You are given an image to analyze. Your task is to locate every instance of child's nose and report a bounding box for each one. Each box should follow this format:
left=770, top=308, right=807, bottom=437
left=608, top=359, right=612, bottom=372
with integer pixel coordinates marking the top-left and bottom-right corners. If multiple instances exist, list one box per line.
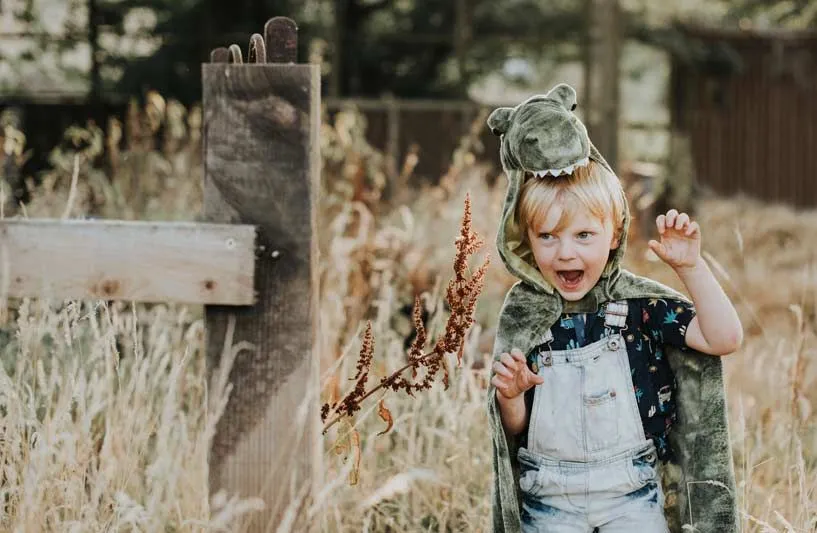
left=557, top=241, right=577, bottom=259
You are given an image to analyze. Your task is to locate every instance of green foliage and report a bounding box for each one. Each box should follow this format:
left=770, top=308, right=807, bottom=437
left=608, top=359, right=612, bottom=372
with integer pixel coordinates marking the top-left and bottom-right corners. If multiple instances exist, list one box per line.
left=8, top=0, right=817, bottom=102
left=95, top=0, right=589, bottom=101
left=99, top=0, right=817, bottom=102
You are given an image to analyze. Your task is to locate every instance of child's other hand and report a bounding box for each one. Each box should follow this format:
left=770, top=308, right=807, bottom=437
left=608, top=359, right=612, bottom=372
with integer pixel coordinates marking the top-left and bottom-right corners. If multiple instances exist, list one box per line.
left=491, top=348, right=545, bottom=399
left=648, top=209, right=702, bottom=271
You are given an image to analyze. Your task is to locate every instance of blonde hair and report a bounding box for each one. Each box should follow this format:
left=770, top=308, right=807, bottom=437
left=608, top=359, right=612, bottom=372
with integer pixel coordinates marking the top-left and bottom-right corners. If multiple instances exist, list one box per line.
left=518, top=160, right=625, bottom=243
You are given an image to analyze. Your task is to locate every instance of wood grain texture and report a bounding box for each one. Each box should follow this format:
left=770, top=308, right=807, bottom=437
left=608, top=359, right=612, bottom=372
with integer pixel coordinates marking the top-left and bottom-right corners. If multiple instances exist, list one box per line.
left=248, top=33, right=266, bottom=64
left=202, top=60, right=320, bottom=530
left=0, top=219, right=255, bottom=305
left=265, top=17, right=297, bottom=63
left=228, top=43, right=243, bottom=64
left=210, top=47, right=229, bottom=63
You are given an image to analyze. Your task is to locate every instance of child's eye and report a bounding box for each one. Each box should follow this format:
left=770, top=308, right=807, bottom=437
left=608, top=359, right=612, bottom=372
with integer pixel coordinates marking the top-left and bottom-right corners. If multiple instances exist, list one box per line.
left=538, top=233, right=553, bottom=240
left=578, top=231, right=593, bottom=239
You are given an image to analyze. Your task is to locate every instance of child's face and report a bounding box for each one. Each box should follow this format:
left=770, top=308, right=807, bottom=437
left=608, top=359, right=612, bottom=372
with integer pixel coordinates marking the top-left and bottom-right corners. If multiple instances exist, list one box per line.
left=526, top=202, right=620, bottom=301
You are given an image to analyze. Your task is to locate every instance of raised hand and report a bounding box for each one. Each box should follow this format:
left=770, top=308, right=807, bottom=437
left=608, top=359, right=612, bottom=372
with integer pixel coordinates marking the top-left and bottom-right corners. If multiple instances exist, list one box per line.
left=491, top=348, right=545, bottom=399
left=648, top=209, right=702, bottom=271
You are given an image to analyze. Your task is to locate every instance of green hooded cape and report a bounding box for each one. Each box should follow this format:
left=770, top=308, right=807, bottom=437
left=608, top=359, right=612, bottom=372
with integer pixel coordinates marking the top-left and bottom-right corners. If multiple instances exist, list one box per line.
left=486, top=84, right=738, bottom=532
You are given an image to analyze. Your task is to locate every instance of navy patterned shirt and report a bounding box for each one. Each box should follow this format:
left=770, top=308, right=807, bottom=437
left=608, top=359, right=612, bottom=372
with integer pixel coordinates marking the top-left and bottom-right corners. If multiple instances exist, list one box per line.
left=523, top=298, right=697, bottom=460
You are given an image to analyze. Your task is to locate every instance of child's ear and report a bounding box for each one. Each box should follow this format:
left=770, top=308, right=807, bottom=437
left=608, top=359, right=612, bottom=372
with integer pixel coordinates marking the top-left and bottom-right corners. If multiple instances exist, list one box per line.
left=487, top=107, right=514, bottom=136
left=610, top=230, right=622, bottom=250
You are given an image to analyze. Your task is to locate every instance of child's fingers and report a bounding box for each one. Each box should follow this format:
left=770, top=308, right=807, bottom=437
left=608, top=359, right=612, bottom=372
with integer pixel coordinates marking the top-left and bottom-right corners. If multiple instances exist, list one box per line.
left=491, top=376, right=512, bottom=396
left=685, top=221, right=700, bottom=237
left=491, top=375, right=506, bottom=390
left=530, top=372, right=545, bottom=385
left=655, top=214, right=666, bottom=235
left=648, top=240, right=669, bottom=263
left=499, top=352, right=518, bottom=371
left=675, top=212, right=690, bottom=230
left=665, top=209, right=678, bottom=228
left=492, top=360, right=513, bottom=379
left=511, top=349, right=527, bottom=365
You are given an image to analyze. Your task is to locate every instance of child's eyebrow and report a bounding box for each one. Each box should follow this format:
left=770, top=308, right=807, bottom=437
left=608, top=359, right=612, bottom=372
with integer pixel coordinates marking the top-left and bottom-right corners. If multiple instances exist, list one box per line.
left=536, top=228, right=596, bottom=235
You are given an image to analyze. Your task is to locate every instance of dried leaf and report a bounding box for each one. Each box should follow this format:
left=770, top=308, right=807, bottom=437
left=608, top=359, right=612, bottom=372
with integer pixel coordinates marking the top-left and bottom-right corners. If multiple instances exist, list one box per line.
left=334, top=419, right=352, bottom=456
left=377, top=399, right=394, bottom=436
left=349, top=429, right=361, bottom=486
left=456, top=340, right=465, bottom=367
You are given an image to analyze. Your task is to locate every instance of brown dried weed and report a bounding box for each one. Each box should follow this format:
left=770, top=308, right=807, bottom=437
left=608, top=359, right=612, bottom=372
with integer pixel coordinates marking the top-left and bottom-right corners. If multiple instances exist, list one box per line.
left=320, top=194, right=489, bottom=436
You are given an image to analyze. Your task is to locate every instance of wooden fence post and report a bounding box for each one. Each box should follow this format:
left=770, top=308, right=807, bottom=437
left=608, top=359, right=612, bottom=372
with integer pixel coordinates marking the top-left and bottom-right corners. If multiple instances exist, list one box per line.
left=203, top=17, right=321, bottom=531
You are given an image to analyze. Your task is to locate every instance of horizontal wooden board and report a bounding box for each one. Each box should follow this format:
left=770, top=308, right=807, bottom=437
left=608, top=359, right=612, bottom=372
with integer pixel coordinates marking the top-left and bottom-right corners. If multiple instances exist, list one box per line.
left=0, top=219, right=256, bottom=305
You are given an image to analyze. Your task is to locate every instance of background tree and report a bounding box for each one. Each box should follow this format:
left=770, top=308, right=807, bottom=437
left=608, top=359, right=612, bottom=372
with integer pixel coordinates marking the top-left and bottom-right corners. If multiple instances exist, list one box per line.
left=327, top=0, right=585, bottom=98
left=3, top=0, right=816, bottom=104
left=95, top=0, right=587, bottom=103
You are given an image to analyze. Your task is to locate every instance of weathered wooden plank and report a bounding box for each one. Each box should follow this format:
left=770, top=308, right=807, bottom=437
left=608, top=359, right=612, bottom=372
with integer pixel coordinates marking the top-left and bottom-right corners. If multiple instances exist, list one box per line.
left=0, top=219, right=255, bottom=305
left=202, top=18, right=320, bottom=530
left=228, top=43, right=243, bottom=64
left=210, top=47, right=229, bottom=63
left=248, top=33, right=266, bottom=64
left=265, top=17, right=297, bottom=63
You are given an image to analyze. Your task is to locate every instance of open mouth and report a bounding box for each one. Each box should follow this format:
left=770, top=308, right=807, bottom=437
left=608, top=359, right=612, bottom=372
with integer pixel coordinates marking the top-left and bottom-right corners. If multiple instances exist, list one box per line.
left=556, top=270, right=584, bottom=289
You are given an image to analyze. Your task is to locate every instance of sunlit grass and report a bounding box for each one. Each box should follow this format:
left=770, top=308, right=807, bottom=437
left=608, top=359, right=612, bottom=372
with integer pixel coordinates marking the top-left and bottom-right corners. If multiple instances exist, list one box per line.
left=0, top=98, right=813, bottom=531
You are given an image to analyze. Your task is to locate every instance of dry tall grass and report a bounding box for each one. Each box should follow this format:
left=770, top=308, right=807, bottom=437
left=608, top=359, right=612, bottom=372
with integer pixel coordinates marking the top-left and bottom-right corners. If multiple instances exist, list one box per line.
left=0, top=98, right=813, bottom=531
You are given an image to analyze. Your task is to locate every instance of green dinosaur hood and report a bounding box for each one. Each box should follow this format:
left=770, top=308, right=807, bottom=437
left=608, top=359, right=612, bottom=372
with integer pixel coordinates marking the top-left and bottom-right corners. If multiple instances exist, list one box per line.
left=487, top=83, right=629, bottom=312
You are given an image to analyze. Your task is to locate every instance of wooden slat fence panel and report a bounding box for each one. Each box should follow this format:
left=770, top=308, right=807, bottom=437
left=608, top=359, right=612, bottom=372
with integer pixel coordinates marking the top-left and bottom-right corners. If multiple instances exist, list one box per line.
left=672, top=28, right=817, bottom=209
left=0, top=219, right=255, bottom=305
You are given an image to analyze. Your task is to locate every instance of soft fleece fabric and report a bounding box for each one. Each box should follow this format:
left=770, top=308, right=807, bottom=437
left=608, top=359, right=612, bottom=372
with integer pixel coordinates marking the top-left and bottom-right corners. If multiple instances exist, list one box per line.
left=486, top=83, right=738, bottom=533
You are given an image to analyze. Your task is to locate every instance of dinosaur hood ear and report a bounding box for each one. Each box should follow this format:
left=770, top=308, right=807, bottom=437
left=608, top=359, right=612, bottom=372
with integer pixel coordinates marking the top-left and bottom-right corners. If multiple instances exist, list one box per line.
left=545, top=83, right=578, bottom=111
left=487, top=107, right=514, bottom=136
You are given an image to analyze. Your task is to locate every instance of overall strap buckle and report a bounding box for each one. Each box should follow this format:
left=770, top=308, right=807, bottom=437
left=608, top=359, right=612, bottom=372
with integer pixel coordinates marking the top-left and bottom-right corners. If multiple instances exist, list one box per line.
left=604, top=301, right=628, bottom=329
left=539, top=329, right=554, bottom=367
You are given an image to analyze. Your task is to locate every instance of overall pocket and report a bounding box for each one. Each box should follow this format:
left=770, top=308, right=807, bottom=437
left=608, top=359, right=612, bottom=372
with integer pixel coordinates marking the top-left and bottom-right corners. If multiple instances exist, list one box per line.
left=517, top=451, right=563, bottom=498
left=583, top=389, right=621, bottom=452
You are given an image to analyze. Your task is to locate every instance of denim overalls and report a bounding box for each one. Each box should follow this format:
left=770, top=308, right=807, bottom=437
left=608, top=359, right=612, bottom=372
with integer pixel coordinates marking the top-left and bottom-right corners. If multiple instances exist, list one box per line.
left=518, top=301, right=670, bottom=532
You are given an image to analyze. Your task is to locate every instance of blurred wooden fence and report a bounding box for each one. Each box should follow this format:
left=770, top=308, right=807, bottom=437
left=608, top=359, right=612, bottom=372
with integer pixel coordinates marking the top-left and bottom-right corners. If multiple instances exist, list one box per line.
left=671, top=26, right=817, bottom=209
left=323, top=97, right=501, bottom=188
left=0, top=17, right=320, bottom=532
left=6, top=92, right=670, bottom=201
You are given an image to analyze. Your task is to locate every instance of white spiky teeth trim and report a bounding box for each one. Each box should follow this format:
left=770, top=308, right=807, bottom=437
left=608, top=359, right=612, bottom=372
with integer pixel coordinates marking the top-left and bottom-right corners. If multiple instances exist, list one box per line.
left=531, top=156, right=590, bottom=178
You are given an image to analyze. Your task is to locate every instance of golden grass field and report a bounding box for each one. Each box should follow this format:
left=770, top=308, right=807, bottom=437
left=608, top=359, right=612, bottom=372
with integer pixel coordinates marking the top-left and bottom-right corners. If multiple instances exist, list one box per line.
left=0, top=101, right=813, bottom=531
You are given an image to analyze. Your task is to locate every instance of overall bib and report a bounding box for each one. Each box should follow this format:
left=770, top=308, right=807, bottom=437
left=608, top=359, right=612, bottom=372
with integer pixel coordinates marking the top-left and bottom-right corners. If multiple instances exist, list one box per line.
left=518, top=301, right=670, bottom=533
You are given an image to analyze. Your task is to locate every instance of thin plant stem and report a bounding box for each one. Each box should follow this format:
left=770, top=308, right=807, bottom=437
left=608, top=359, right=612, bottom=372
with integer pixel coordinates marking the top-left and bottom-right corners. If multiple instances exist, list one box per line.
left=321, top=345, right=455, bottom=434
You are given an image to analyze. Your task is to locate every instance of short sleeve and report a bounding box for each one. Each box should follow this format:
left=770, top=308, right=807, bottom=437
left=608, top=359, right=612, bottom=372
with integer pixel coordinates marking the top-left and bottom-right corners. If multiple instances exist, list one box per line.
left=642, top=298, right=696, bottom=350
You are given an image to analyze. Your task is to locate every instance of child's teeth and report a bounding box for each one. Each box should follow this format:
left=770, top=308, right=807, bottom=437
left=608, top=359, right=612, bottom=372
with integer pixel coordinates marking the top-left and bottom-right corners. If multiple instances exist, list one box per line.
left=559, top=271, right=583, bottom=286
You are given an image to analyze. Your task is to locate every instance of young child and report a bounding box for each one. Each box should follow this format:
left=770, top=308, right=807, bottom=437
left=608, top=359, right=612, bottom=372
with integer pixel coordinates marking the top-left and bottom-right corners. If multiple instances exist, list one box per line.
left=486, top=84, right=741, bottom=533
